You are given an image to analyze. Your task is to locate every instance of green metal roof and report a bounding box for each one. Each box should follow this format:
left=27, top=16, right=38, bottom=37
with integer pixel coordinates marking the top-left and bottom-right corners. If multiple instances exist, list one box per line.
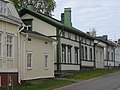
left=19, top=8, right=94, bottom=40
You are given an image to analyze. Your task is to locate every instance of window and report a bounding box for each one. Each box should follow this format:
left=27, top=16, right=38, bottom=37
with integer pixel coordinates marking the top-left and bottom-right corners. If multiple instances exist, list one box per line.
left=81, top=45, right=84, bottom=60
left=108, top=52, right=109, bottom=60
left=100, top=51, right=102, bottom=63
left=22, top=19, right=33, bottom=31
left=62, top=44, right=66, bottom=63
left=68, top=32, right=71, bottom=39
left=62, top=31, right=65, bottom=37
left=7, top=35, right=13, bottom=58
left=75, top=47, right=79, bottom=64
left=45, top=54, right=48, bottom=69
left=0, top=1, right=7, bottom=15
left=68, top=45, right=72, bottom=63
left=28, top=37, right=31, bottom=41
left=0, top=34, right=2, bottom=57
left=27, top=52, right=32, bottom=69
left=89, top=48, right=92, bottom=60
left=85, top=46, right=88, bottom=60
left=111, top=52, right=114, bottom=61
left=75, top=35, right=77, bottom=41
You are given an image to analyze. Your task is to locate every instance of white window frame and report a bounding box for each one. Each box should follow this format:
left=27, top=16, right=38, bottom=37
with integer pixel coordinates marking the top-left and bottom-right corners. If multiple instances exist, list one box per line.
left=7, top=34, right=14, bottom=59
left=26, top=51, right=32, bottom=69
left=44, top=53, right=48, bottom=70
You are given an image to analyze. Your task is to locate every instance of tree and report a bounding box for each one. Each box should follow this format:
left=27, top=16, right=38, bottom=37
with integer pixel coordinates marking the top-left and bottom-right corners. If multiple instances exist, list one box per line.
left=10, top=0, right=56, bottom=16
left=10, top=0, right=20, bottom=9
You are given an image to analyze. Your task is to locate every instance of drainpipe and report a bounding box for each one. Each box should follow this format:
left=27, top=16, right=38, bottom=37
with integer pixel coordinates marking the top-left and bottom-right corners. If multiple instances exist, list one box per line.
left=18, top=26, right=25, bottom=84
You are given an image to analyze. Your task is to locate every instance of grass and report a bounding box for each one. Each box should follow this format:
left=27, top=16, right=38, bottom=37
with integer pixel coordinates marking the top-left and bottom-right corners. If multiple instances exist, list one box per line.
left=1, top=68, right=120, bottom=90
left=64, top=67, right=120, bottom=80
left=0, top=79, right=74, bottom=90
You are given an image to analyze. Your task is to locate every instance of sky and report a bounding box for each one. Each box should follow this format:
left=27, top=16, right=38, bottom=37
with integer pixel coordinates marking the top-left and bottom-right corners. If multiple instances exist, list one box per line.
left=53, top=0, right=120, bottom=41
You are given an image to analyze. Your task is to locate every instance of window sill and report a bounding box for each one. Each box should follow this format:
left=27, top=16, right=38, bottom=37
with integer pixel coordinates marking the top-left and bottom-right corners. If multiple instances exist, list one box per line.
left=7, top=58, right=14, bottom=61
left=27, top=67, right=32, bottom=70
left=44, top=68, right=48, bottom=70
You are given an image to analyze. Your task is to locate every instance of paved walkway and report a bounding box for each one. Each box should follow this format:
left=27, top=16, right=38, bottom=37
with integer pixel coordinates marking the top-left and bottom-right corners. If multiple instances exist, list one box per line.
left=55, top=72, right=120, bottom=90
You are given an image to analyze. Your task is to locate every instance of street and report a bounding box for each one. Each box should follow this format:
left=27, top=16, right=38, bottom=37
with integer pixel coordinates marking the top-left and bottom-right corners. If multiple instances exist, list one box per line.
left=56, top=72, right=120, bottom=90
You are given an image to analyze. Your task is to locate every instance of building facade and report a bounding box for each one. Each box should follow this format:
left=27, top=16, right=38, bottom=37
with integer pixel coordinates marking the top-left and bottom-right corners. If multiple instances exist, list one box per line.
left=115, top=39, right=120, bottom=67
left=19, top=7, right=95, bottom=77
left=95, top=40, right=105, bottom=68
left=0, top=0, right=22, bottom=87
left=96, top=35, right=116, bottom=68
left=19, top=30, right=56, bottom=81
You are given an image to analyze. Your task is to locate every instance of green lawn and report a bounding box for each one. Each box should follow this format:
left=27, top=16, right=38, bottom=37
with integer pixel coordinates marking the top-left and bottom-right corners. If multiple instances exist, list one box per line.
left=1, top=68, right=120, bottom=90
left=64, top=67, right=120, bottom=80
left=0, top=79, right=74, bottom=90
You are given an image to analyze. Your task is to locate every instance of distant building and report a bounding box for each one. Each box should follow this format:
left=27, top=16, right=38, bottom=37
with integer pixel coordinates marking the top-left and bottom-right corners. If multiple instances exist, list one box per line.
left=96, top=35, right=116, bottom=68
left=94, top=39, right=106, bottom=68
left=115, top=39, right=120, bottom=67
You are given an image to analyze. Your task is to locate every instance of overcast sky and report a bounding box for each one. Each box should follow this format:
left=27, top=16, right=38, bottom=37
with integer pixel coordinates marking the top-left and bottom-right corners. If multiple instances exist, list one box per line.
left=53, top=0, right=120, bottom=40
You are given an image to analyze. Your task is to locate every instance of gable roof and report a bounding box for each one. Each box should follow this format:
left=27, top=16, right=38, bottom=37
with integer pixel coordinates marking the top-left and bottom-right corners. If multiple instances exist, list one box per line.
left=19, top=8, right=94, bottom=40
left=96, top=37, right=116, bottom=47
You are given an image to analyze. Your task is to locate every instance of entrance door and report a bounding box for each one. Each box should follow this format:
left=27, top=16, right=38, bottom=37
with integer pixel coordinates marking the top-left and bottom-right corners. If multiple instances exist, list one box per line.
left=96, top=47, right=104, bottom=68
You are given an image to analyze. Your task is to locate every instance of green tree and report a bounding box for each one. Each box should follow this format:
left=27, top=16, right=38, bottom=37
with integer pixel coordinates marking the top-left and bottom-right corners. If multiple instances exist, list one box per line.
left=10, top=0, right=20, bottom=9
left=10, top=0, right=56, bottom=16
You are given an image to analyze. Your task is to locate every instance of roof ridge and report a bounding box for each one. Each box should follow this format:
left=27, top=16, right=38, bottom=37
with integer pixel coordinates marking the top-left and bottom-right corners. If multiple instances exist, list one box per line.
left=19, top=8, right=94, bottom=40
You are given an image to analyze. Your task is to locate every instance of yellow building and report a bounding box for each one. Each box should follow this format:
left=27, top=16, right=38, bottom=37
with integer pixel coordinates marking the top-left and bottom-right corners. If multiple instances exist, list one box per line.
left=0, top=0, right=22, bottom=87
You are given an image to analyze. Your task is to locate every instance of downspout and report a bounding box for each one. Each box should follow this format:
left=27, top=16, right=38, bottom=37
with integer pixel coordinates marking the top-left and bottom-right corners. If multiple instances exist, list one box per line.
left=18, top=26, right=24, bottom=83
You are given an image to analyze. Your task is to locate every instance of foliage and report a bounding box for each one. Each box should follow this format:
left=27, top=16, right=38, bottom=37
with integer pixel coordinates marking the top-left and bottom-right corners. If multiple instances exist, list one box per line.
left=10, top=0, right=20, bottom=9
left=10, top=0, right=56, bottom=16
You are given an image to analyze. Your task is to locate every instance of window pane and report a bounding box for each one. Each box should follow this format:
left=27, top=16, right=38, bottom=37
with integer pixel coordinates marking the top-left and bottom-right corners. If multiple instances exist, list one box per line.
left=85, top=47, right=87, bottom=60
left=62, top=45, right=66, bottom=63
left=81, top=45, right=84, bottom=60
left=68, top=46, right=71, bottom=63
left=7, top=35, right=13, bottom=58
left=27, top=53, right=32, bottom=68
left=89, top=48, right=92, bottom=60
left=45, top=55, right=48, bottom=68
left=75, top=47, right=78, bottom=64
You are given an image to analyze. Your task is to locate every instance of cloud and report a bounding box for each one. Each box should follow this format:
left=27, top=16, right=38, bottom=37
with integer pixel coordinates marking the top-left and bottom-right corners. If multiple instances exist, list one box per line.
left=53, top=0, right=120, bottom=40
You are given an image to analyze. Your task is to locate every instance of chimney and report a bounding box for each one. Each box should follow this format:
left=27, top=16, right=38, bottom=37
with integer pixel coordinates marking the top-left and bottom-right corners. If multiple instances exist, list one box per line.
left=61, top=8, right=72, bottom=27
left=102, top=35, right=108, bottom=40
left=118, top=39, right=120, bottom=44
